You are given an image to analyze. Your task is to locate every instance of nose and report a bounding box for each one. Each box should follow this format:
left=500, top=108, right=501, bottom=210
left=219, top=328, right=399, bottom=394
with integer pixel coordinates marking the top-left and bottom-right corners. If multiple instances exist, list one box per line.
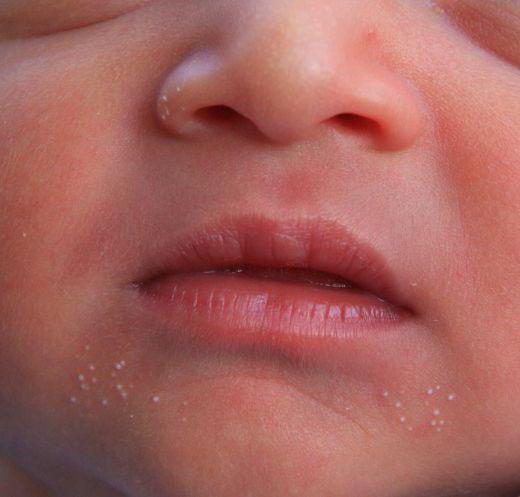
left=156, top=1, right=425, bottom=151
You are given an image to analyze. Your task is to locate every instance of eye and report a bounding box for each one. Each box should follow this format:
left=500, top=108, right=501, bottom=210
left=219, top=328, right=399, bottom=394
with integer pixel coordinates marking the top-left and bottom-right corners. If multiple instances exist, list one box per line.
left=0, top=0, right=147, bottom=38
left=435, top=0, right=520, bottom=66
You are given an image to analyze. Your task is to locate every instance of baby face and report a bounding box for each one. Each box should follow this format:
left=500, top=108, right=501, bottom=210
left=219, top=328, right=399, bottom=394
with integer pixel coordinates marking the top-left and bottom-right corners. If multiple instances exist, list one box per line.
left=0, top=1, right=519, bottom=496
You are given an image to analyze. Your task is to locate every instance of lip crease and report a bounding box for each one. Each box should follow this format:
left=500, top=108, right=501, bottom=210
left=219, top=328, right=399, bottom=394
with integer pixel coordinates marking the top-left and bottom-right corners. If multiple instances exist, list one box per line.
left=129, top=214, right=414, bottom=362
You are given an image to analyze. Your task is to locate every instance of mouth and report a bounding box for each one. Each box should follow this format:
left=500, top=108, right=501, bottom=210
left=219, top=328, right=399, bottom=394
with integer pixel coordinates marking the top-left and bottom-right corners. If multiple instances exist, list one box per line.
left=129, top=214, right=414, bottom=364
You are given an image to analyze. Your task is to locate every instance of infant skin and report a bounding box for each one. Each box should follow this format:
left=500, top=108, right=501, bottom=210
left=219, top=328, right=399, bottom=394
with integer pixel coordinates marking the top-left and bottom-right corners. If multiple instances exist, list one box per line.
left=0, top=1, right=520, bottom=496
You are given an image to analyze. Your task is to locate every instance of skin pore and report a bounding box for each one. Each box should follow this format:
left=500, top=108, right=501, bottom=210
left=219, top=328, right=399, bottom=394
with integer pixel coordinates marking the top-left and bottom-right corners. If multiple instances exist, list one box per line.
left=0, top=0, right=520, bottom=496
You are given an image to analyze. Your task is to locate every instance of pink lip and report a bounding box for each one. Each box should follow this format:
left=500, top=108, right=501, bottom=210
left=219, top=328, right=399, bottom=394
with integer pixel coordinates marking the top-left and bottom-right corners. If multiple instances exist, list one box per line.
left=129, top=215, right=413, bottom=363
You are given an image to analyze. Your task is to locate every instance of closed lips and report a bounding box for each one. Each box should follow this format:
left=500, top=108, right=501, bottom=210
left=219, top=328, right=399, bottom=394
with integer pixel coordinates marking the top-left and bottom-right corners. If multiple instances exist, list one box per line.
left=132, top=215, right=403, bottom=304
left=199, top=265, right=360, bottom=291
left=130, top=215, right=413, bottom=362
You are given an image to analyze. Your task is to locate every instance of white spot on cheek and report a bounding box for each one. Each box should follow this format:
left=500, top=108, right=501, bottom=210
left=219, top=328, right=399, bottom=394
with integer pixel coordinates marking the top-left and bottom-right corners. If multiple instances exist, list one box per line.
left=88, top=364, right=95, bottom=371
left=430, top=420, right=437, bottom=426
left=426, top=388, right=434, bottom=395
left=152, top=395, right=160, bottom=403
left=78, top=374, right=85, bottom=381
left=448, top=393, right=456, bottom=401
left=433, top=408, right=440, bottom=416
left=80, top=383, right=89, bottom=391
left=69, top=396, right=77, bottom=404
left=395, top=401, right=402, bottom=408
left=101, top=399, right=109, bottom=407
left=382, top=390, right=389, bottom=397
left=22, top=232, right=27, bottom=238
left=399, top=416, right=406, bottom=423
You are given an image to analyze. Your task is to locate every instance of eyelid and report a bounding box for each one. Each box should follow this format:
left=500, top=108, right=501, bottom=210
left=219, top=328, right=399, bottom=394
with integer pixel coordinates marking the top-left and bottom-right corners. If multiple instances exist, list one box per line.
left=0, top=0, right=148, bottom=39
left=435, top=0, right=520, bottom=67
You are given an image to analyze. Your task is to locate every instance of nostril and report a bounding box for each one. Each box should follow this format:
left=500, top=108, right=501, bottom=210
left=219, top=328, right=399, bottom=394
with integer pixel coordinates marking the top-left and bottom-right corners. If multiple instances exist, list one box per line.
left=332, top=113, right=381, bottom=135
left=194, top=105, right=243, bottom=124
left=193, top=105, right=262, bottom=138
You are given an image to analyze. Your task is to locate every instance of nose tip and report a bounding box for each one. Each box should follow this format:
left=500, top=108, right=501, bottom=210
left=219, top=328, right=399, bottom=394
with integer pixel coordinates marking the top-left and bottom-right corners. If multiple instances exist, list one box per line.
left=156, top=7, right=425, bottom=151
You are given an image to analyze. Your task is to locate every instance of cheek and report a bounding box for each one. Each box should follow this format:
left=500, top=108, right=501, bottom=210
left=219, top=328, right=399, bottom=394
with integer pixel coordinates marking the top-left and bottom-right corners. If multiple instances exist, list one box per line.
left=429, top=63, right=520, bottom=458
left=0, top=53, right=121, bottom=405
left=0, top=47, right=131, bottom=295
left=440, top=86, right=520, bottom=300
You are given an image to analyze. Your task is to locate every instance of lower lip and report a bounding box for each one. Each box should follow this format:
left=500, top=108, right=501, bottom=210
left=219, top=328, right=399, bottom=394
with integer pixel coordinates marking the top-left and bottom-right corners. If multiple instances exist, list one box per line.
left=136, top=270, right=408, bottom=363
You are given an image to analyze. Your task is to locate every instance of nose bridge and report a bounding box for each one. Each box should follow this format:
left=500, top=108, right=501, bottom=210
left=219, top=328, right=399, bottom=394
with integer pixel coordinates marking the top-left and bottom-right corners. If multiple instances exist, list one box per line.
left=225, top=1, right=341, bottom=109
left=157, top=0, right=425, bottom=150
left=227, top=0, right=341, bottom=74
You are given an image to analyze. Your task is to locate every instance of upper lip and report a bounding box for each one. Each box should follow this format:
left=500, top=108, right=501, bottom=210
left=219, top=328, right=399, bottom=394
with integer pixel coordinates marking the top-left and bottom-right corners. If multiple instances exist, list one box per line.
left=131, top=214, right=409, bottom=309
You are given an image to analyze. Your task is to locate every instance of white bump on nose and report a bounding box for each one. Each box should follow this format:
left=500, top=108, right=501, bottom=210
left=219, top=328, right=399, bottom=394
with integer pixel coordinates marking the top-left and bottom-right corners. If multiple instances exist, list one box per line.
left=155, top=12, right=425, bottom=150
